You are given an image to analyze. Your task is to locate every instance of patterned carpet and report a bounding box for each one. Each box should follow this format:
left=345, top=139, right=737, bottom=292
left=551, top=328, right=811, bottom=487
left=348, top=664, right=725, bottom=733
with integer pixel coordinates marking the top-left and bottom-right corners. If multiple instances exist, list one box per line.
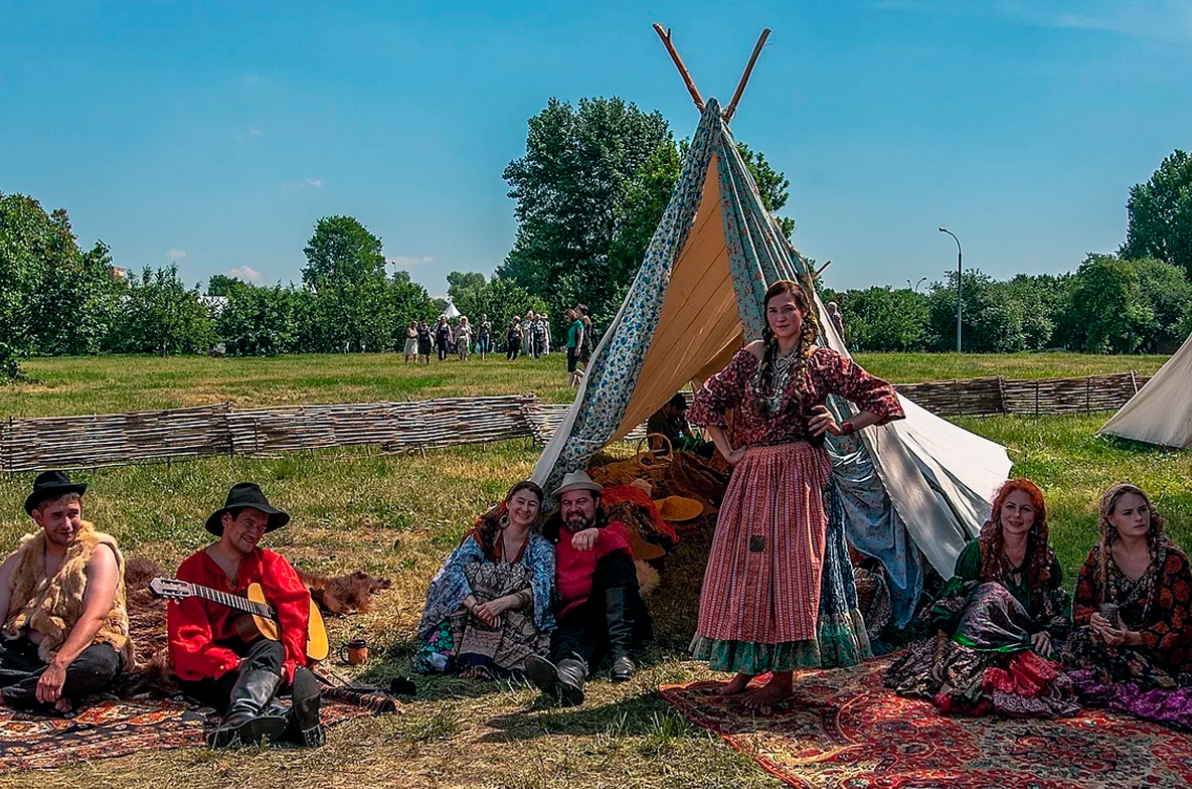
left=660, top=656, right=1192, bottom=789
left=0, top=698, right=373, bottom=770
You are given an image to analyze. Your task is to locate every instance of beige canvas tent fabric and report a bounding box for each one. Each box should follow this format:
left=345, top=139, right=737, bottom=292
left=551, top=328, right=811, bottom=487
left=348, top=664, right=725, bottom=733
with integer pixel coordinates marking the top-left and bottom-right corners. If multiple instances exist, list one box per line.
left=1099, top=332, right=1192, bottom=447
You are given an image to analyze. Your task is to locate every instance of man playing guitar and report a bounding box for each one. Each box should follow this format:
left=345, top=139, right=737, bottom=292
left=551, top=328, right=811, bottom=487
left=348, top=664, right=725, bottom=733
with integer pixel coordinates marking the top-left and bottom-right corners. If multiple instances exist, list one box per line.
left=167, top=483, right=324, bottom=748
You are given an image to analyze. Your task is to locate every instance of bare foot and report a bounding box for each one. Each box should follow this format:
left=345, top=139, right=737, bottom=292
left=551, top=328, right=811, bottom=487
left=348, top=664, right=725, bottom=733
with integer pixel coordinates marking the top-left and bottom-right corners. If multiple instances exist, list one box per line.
left=742, top=676, right=793, bottom=710
left=54, top=697, right=73, bottom=715
left=715, top=673, right=753, bottom=696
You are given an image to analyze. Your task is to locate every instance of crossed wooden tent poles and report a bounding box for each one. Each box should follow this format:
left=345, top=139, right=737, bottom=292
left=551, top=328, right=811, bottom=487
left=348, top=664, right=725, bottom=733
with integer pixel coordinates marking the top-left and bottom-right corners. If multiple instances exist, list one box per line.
left=652, top=23, right=770, bottom=122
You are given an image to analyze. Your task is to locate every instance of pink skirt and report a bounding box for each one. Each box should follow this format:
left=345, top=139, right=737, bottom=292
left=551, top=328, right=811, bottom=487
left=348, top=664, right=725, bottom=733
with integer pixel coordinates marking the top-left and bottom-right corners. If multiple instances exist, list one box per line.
left=696, top=442, right=832, bottom=644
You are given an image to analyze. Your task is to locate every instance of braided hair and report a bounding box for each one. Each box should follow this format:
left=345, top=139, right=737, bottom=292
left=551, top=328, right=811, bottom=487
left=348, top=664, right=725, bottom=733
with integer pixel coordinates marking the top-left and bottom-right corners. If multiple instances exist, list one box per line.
left=756, top=280, right=819, bottom=415
left=1096, top=483, right=1166, bottom=598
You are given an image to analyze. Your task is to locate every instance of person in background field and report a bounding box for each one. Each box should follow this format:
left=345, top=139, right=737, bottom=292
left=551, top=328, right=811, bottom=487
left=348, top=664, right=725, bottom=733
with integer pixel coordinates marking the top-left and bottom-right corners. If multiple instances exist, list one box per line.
left=533, top=313, right=548, bottom=359
left=826, top=301, right=845, bottom=342
left=1061, top=483, right=1192, bottom=727
left=416, top=482, right=555, bottom=678
left=687, top=279, right=902, bottom=709
left=506, top=317, right=523, bottom=361
left=0, top=472, right=132, bottom=714
left=647, top=392, right=713, bottom=456
left=403, top=321, right=418, bottom=365
left=477, top=314, right=493, bottom=360
left=168, top=483, right=323, bottom=748
left=524, top=472, right=650, bottom=707
left=456, top=317, right=473, bottom=361
left=417, top=320, right=433, bottom=365
left=541, top=313, right=552, bottom=355
left=435, top=316, right=452, bottom=361
left=576, top=304, right=594, bottom=367
left=565, top=308, right=585, bottom=387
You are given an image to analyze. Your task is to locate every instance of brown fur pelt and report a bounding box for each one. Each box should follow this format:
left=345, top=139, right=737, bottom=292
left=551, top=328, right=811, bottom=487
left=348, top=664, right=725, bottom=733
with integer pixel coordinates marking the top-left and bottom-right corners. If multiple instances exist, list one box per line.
left=298, top=570, right=392, bottom=615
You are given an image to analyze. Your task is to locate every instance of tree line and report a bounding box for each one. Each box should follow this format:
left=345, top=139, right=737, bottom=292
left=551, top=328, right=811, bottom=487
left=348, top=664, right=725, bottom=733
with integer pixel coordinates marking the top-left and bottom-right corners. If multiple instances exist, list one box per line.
left=3, top=100, right=1190, bottom=378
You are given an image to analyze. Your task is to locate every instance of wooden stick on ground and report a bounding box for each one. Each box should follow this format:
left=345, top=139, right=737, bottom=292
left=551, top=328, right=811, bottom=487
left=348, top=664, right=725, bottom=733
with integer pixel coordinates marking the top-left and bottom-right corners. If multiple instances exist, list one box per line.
left=652, top=23, right=705, bottom=111
left=724, top=28, right=771, bottom=123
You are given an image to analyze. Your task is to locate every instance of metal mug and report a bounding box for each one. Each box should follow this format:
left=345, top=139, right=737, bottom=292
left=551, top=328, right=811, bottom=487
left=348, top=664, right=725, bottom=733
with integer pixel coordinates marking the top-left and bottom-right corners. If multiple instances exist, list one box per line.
left=1099, top=603, right=1120, bottom=628
left=339, top=637, right=369, bottom=666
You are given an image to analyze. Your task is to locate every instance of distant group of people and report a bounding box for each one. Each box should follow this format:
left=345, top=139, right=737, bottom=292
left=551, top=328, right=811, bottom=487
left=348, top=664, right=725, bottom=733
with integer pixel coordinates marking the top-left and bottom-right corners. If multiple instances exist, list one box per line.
left=504, top=311, right=552, bottom=361
left=403, top=315, right=492, bottom=364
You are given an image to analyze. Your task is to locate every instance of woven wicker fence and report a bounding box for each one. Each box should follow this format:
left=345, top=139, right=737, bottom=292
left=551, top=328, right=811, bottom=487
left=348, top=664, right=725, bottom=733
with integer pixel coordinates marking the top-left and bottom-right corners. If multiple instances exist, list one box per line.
left=0, top=372, right=1152, bottom=473
left=896, top=371, right=1150, bottom=417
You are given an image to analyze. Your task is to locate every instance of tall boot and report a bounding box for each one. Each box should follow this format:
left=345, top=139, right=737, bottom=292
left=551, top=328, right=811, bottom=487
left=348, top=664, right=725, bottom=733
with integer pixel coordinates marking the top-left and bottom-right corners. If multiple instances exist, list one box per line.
left=524, top=655, right=586, bottom=707
left=605, top=587, right=637, bottom=683
left=207, top=669, right=288, bottom=748
left=278, top=666, right=326, bottom=747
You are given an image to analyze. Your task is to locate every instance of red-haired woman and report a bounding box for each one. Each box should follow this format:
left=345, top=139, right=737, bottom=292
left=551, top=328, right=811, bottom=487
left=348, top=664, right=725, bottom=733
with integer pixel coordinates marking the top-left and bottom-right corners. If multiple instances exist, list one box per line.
left=687, top=280, right=904, bottom=709
left=1062, top=483, right=1192, bottom=726
left=885, top=478, right=1077, bottom=716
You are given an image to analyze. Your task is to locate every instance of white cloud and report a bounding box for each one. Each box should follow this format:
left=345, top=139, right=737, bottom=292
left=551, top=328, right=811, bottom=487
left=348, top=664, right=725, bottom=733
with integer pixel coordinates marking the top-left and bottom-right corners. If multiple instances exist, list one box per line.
left=281, top=178, right=324, bottom=191
left=167, top=249, right=186, bottom=259
left=388, top=255, right=435, bottom=266
left=225, top=266, right=262, bottom=282
left=247, top=125, right=263, bottom=137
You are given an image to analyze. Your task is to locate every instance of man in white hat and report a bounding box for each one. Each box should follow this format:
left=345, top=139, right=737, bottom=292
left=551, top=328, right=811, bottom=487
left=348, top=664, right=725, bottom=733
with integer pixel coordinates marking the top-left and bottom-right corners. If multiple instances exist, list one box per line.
left=524, top=471, right=650, bottom=706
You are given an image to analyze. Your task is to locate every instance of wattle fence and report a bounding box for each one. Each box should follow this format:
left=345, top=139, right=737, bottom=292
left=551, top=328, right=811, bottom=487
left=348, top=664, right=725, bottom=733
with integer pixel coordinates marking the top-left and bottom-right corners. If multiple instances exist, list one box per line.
left=0, top=371, right=1150, bottom=473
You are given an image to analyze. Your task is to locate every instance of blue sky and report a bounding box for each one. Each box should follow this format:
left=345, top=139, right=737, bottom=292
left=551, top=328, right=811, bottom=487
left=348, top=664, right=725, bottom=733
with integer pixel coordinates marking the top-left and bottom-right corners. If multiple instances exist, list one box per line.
left=2, top=1, right=1190, bottom=297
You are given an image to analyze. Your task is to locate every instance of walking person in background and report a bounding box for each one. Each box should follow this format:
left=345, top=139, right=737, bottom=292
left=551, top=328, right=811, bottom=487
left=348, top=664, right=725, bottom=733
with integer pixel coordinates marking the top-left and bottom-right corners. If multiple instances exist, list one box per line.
left=532, top=313, right=548, bottom=360
left=506, top=318, right=523, bottom=361
left=417, top=320, right=433, bottom=365
left=403, top=321, right=418, bottom=365
left=477, top=314, right=493, bottom=360
left=435, top=316, right=451, bottom=361
left=565, top=308, right=585, bottom=387
left=541, top=313, right=552, bottom=355
left=826, top=302, right=846, bottom=343
left=456, top=317, right=473, bottom=361
left=576, top=304, right=595, bottom=368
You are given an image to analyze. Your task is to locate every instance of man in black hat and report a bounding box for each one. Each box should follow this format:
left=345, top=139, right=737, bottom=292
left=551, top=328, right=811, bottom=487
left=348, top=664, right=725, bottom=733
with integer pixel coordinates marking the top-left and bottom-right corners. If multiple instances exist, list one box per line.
left=0, top=471, right=131, bottom=713
left=167, top=482, right=323, bottom=748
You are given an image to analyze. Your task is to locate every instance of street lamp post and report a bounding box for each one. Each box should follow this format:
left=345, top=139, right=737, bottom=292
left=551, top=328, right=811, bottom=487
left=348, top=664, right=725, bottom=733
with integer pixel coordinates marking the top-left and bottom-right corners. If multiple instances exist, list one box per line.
left=939, top=227, right=962, bottom=352
left=906, top=277, right=927, bottom=293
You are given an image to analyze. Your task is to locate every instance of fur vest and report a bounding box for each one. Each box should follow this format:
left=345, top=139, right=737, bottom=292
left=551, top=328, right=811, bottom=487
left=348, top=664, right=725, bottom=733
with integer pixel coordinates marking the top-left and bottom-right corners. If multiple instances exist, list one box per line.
left=3, top=521, right=135, bottom=669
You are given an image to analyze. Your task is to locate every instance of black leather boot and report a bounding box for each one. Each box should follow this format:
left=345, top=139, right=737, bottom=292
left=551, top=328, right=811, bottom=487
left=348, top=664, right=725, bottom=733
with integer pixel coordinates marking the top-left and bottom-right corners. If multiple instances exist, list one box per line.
left=207, top=669, right=288, bottom=748
left=279, top=666, right=326, bottom=747
left=605, top=587, right=637, bottom=683
left=525, top=655, right=586, bottom=707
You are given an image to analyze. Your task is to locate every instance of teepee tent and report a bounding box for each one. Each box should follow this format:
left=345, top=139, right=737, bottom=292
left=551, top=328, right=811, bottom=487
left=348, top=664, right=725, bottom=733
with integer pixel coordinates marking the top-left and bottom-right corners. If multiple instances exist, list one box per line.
left=531, top=27, right=1011, bottom=624
left=444, top=301, right=462, bottom=319
left=1099, top=331, right=1192, bottom=447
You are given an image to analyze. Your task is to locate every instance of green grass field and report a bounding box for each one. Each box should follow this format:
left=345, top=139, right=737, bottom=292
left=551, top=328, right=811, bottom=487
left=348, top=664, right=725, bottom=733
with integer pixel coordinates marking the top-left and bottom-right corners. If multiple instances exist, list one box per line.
left=0, top=351, right=1169, bottom=418
left=0, top=352, right=1187, bottom=787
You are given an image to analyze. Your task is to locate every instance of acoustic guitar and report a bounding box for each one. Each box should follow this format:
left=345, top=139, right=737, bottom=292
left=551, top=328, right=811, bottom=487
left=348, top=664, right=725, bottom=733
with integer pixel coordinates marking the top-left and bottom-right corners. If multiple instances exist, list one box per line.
left=149, top=577, right=330, bottom=662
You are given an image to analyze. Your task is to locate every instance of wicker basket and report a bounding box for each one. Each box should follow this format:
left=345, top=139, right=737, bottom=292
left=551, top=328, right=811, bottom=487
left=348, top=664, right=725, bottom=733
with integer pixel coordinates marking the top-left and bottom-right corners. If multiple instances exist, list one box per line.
left=635, top=433, right=674, bottom=471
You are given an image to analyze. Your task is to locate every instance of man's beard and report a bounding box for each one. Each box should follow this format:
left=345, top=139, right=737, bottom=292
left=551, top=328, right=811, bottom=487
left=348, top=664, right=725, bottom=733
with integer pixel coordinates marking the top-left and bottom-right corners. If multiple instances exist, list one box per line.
left=564, top=512, right=595, bottom=533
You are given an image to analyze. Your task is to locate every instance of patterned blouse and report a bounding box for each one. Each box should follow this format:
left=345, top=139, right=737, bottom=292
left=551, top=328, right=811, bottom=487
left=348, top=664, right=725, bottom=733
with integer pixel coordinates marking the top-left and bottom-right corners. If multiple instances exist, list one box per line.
left=687, top=346, right=904, bottom=446
left=1072, top=541, right=1192, bottom=673
left=944, top=539, right=1072, bottom=639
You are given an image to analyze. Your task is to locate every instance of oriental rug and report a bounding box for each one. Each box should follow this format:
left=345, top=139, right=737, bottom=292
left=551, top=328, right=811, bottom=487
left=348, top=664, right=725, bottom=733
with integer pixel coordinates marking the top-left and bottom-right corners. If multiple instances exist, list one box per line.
left=0, top=697, right=373, bottom=771
left=660, top=656, right=1192, bottom=789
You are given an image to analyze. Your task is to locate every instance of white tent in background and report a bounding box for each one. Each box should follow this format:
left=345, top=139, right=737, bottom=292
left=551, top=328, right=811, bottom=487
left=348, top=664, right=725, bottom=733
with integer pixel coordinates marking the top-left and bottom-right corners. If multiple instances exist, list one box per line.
left=443, top=301, right=461, bottom=319
left=1099, top=332, right=1192, bottom=447
left=531, top=26, right=1012, bottom=624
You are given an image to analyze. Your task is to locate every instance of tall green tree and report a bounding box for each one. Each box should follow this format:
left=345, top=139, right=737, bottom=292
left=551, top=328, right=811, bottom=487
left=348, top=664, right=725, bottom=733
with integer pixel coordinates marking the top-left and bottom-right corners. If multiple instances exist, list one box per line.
left=301, top=215, right=386, bottom=290
left=108, top=265, right=215, bottom=355
left=1121, top=150, right=1192, bottom=280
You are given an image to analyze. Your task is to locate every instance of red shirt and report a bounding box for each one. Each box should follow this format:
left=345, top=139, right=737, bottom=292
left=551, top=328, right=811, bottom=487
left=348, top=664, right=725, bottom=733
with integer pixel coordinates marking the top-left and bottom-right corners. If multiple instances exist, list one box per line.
left=555, top=521, right=632, bottom=618
left=167, top=547, right=311, bottom=684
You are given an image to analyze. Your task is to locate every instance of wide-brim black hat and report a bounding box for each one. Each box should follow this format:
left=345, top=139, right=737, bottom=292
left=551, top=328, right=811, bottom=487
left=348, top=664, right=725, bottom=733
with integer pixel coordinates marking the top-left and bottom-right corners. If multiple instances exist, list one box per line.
left=25, top=470, right=87, bottom=515
left=205, top=482, right=290, bottom=536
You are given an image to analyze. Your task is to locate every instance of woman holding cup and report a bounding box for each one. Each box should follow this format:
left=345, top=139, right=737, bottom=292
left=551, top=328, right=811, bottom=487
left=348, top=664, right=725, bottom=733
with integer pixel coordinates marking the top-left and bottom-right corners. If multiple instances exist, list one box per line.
left=1062, top=483, right=1192, bottom=723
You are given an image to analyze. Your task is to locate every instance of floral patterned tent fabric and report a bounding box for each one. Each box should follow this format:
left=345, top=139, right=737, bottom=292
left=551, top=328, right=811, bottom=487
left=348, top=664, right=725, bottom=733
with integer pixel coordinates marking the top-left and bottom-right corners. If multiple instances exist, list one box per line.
left=531, top=98, right=1010, bottom=625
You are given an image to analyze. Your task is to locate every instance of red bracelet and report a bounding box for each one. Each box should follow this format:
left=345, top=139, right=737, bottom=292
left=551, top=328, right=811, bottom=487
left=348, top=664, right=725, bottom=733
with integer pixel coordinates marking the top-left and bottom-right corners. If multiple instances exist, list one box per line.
left=840, top=421, right=855, bottom=435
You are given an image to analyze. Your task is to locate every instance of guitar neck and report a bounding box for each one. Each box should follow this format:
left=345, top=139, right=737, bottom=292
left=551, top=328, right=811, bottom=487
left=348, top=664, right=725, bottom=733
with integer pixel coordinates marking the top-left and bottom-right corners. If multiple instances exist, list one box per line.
left=192, top=585, right=276, bottom=620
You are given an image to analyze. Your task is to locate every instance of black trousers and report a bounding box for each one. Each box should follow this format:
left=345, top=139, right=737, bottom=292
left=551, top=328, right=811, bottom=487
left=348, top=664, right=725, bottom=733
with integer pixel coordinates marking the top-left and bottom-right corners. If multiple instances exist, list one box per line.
left=177, top=638, right=285, bottom=714
left=0, top=635, right=123, bottom=710
left=550, top=551, right=646, bottom=667
left=507, top=338, right=521, bottom=360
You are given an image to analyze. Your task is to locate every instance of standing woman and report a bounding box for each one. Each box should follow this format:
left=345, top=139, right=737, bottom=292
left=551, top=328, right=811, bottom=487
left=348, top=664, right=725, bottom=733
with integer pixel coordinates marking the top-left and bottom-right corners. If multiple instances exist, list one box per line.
left=416, top=320, right=433, bottom=365
left=687, top=280, right=904, bottom=709
left=506, top=318, right=522, bottom=361
left=435, top=317, right=451, bottom=361
left=456, top=317, right=473, bottom=361
left=477, top=314, right=492, bottom=360
left=403, top=321, right=418, bottom=365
